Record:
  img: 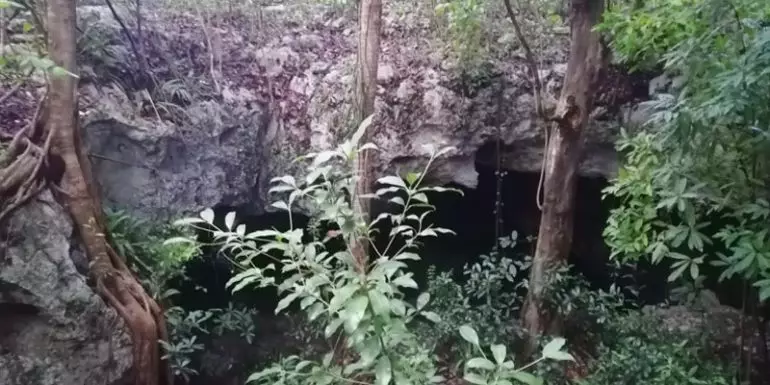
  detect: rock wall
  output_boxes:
[0,191,133,385]
[76,2,649,221]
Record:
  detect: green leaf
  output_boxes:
[163,237,195,246]
[405,172,421,185]
[393,252,421,261]
[459,325,480,346]
[324,317,344,338]
[463,373,488,385]
[275,292,300,314]
[542,338,573,361]
[491,344,506,365]
[225,211,236,230]
[360,337,382,365]
[272,201,290,211]
[200,208,215,223]
[390,299,407,316]
[416,292,430,309]
[421,311,442,323]
[299,296,316,310]
[375,356,392,385]
[511,371,543,385]
[308,302,325,321]
[378,176,407,188]
[667,262,689,282]
[392,275,418,289]
[466,357,496,370]
[329,285,358,312]
[344,295,369,331]
[368,290,391,316]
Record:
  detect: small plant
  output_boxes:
[420,232,527,350]
[162,307,214,381]
[459,325,574,385]
[172,117,573,384]
[107,208,200,301]
[423,231,628,355]
[211,304,258,343]
[579,312,733,385]
[159,303,260,381]
[435,0,488,76]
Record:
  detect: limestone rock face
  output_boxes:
[83,100,274,220]
[77,2,645,220]
[0,192,133,385]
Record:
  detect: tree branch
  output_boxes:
[104,0,147,74]
[502,0,544,118]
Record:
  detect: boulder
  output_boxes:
[83,99,274,220]
[0,191,133,385]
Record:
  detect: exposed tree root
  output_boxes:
[0,1,173,383]
[0,107,172,385]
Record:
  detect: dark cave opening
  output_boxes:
[414,161,620,291]
[173,159,672,316]
[171,205,311,314]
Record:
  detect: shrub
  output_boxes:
[172,118,575,385]
[579,312,734,385]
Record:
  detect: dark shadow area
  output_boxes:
[174,157,675,314]
[413,161,619,290]
[171,205,311,313]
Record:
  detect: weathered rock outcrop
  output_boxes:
[0,191,133,385]
[77,2,647,220]
[646,303,769,380]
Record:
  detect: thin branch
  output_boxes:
[0,70,33,105]
[196,6,221,95]
[0,82,23,106]
[104,0,148,74]
[502,0,544,118]
[501,0,549,211]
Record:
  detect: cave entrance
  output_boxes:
[414,159,616,291]
[172,205,310,313]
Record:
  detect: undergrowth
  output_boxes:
[171,118,576,385]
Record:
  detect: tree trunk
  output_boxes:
[350,0,382,272]
[522,0,607,356]
[46,0,170,384]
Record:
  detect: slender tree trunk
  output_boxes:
[46,0,170,384]
[522,0,607,356]
[350,0,382,272]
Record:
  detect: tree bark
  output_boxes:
[350,0,382,272]
[522,0,607,356]
[46,0,170,384]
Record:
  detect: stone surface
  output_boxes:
[77,2,645,221]
[0,191,133,385]
[645,304,769,365]
[82,99,275,220]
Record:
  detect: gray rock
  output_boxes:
[0,191,133,385]
[645,304,769,366]
[79,1,635,221]
[83,100,274,221]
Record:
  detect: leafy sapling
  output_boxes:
[459,324,574,385]
[173,116,573,384]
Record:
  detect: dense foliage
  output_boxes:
[601,0,770,380]
[602,0,770,297]
[173,118,576,385]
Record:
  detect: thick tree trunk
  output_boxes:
[350,0,382,272]
[522,0,607,356]
[46,0,169,384]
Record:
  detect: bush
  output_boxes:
[580,312,734,385]
[172,119,576,385]
[422,230,629,360]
